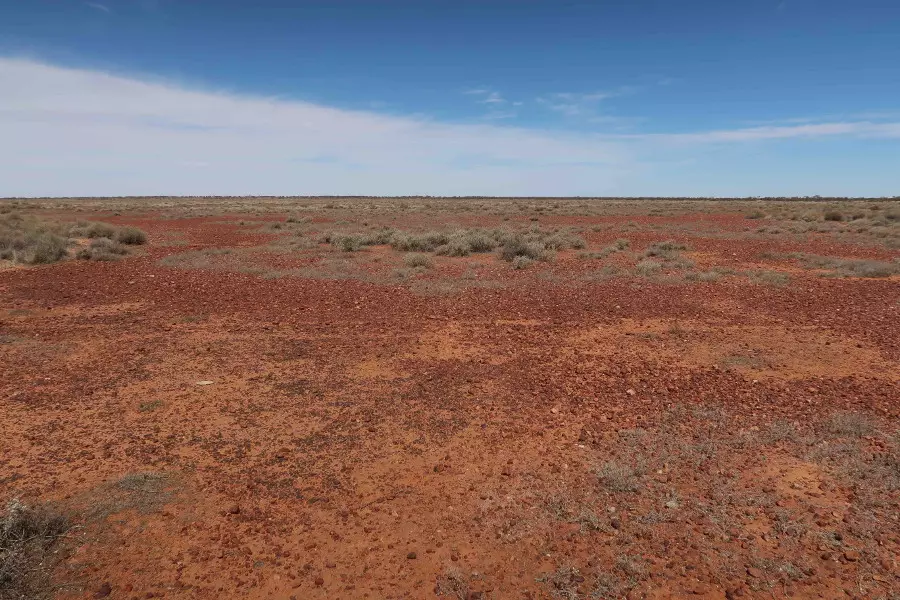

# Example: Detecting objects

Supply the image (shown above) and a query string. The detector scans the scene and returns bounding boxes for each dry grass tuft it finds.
[826,411,874,438]
[76,238,128,261]
[0,499,69,600]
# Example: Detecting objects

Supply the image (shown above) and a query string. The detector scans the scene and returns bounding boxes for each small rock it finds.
[325,561,336,569]
[407,551,417,559]
[746,567,763,579]
[610,518,621,530]
[314,576,324,586]
[550,407,559,414]
[843,550,860,562]
[94,583,112,599]
[226,503,240,515]
[626,388,636,396]
[196,380,214,386]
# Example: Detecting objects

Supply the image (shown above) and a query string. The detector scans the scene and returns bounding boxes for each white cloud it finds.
[537,90,630,121]
[464,88,508,104]
[629,121,900,144]
[85,2,111,13]
[0,58,631,196]
[2,58,898,197]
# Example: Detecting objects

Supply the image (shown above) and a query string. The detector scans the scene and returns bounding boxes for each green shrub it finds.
[823,209,843,222]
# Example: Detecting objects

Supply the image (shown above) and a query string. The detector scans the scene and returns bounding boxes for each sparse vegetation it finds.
[785,253,899,278]
[403,253,432,268]
[643,240,688,259]
[76,237,128,261]
[597,461,641,493]
[1,213,146,265]
[0,213,69,264]
[435,567,470,599]
[512,255,535,269]
[114,226,148,245]
[2,197,898,598]
[826,411,874,438]
[0,499,69,600]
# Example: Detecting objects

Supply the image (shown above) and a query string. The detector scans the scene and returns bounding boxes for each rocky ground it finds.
[1,198,898,599]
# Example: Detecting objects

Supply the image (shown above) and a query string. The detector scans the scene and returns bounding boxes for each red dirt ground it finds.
[1,199,898,600]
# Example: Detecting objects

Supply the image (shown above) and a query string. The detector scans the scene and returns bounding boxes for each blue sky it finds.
[1,0,899,196]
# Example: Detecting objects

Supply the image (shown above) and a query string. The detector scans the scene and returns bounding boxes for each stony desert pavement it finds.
[1,196,898,600]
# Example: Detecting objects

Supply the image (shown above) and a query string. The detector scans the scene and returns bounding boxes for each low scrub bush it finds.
[788,253,899,278]
[403,253,432,268]
[643,240,689,259]
[1,498,69,599]
[748,269,791,286]
[511,255,534,269]
[76,237,128,261]
[114,226,147,245]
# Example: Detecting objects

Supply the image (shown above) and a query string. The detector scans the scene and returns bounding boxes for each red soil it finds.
[1,206,898,599]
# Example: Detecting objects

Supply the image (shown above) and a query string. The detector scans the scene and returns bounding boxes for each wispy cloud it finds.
[537,88,633,121]
[465,89,507,104]
[623,121,900,144]
[85,2,111,13]
[3,58,898,197]
[0,58,630,196]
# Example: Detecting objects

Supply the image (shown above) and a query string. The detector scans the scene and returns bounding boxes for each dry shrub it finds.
[826,411,874,438]
[512,255,534,270]
[76,237,128,261]
[643,240,688,259]
[403,253,432,268]
[0,499,69,600]
[114,226,147,245]
[0,214,69,264]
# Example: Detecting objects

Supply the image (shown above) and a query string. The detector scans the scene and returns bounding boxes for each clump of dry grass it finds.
[634,258,663,276]
[512,255,535,269]
[597,461,642,493]
[76,238,128,261]
[403,253,432,268]
[113,226,147,245]
[826,411,874,438]
[435,566,470,599]
[1,214,146,265]
[580,238,630,260]
[785,253,898,278]
[0,213,69,265]
[643,240,688,259]
[541,565,584,600]
[0,499,69,600]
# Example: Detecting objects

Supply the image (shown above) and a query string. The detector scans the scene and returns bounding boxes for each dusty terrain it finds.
[1,197,898,600]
